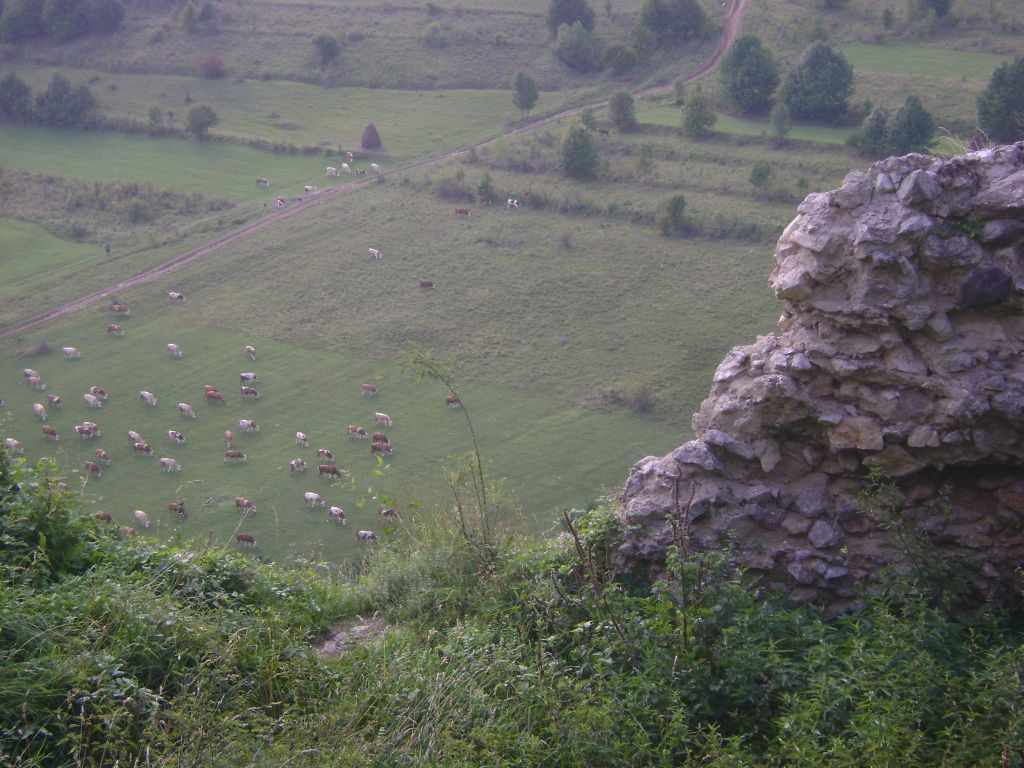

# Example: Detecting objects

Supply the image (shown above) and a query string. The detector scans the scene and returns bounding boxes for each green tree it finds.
[558,121,600,179]
[477,171,494,203]
[780,41,854,123]
[42,0,90,41]
[180,0,199,33]
[602,41,639,75]
[976,55,1024,143]
[185,103,218,140]
[770,100,792,141]
[547,0,595,36]
[0,0,44,41]
[511,71,539,119]
[147,104,164,129]
[882,7,895,28]
[608,90,636,131]
[639,0,705,45]
[361,122,382,150]
[635,143,655,176]
[579,106,597,130]
[846,107,890,155]
[554,21,600,72]
[655,193,687,234]
[0,72,32,121]
[34,73,97,128]
[749,160,774,193]
[681,85,716,138]
[719,35,779,114]
[313,34,340,67]
[886,95,935,154]
[88,0,125,33]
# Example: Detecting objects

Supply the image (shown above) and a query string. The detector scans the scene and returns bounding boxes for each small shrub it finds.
[420,21,449,48]
[196,53,225,79]
[361,122,382,150]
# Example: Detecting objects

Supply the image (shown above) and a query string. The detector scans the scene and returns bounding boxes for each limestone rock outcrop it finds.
[618,144,1024,610]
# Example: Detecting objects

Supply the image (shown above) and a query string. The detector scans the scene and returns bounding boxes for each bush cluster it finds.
[0,72,100,129]
[0,0,124,43]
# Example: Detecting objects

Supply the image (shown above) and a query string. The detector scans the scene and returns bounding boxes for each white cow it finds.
[326,166,339,176]
[341,162,351,173]
[178,402,196,418]
[240,372,257,383]
[133,510,150,528]
[370,163,381,175]
[23,368,39,379]
[245,345,257,361]
[32,403,47,420]
[159,457,181,472]
[368,247,382,260]
[238,419,260,432]
[62,347,81,359]
[83,393,102,409]
[295,431,310,447]
[304,491,325,508]
[346,151,355,163]
[4,438,23,455]
[374,412,392,427]
[140,390,158,406]
[168,292,186,302]
[168,430,186,445]
[507,198,520,209]
[167,343,182,358]
[356,530,378,542]
[329,506,347,525]
[304,185,320,195]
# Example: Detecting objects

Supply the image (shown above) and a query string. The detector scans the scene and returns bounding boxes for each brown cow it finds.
[224,450,247,463]
[110,303,129,315]
[95,448,111,464]
[596,127,610,136]
[235,497,256,512]
[107,323,125,336]
[372,432,389,445]
[95,511,113,523]
[169,499,187,518]
[240,385,260,399]
[47,394,61,407]
[454,207,470,217]
[235,533,256,546]
[370,442,393,456]
[205,390,225,404]
[83,460,102,477]
[318,464,343,479]
[42,426,59,440]
[378,507,398,519]
[361,383,378,397]
[419,279,435,289]
[445,395,462,408]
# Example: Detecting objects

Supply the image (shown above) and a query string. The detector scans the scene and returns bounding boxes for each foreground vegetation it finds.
[3,450,1023,767]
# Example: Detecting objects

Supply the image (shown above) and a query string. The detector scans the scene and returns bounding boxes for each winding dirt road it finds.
[0,0,750,340]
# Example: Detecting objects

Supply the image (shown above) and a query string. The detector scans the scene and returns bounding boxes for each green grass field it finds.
[635,105,854,144]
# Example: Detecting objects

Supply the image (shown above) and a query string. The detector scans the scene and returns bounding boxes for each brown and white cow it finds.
[316,448,335,461]
[205,390,225,404]
[168,430,186,445]
[378,507,398,519]
[454,207,470,217]
[83,460,102,477]
[95,448,111,465]
[238,419,260,432]
[32,403,47,420]
[289,458,307,473]
[4,438,24,455]
[28,376,46,391]
[445,395,462,408]
[167,292,186,302]
[42,426,60,441]
[107,323,125,336]
[224,450,247,463]
[295,432,310,447]
[169,499,187,518]
[224,429,234,447]
[95,511,113,523]
[90,386,108,401]
[329,506,346,525]
[167,343,183,358]
[318,464,342,480]
[356,530,378,542]
[370,442,393,456]
[159,457,181,472]
[110,303,130,315]
[346,425,368,439]
[139,390,157,406]
[368,247,382,260]
[245,345,257,361]
[304,491,325,508]
[47,394,61,407]
[133,441,153,455]
[240,386,260,399]
[179,403,196,418]
[361,383,378,397]
[235,497,256,513]
[374,411,392,427]
[128,430,143,445]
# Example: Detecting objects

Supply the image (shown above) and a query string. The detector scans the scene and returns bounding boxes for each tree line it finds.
[0,0,124,43]
[0,72,99,129]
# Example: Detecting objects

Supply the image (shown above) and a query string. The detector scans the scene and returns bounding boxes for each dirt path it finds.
[0,0,750,340]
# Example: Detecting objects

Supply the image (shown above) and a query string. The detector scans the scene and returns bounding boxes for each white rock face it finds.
[617,143,1024,611]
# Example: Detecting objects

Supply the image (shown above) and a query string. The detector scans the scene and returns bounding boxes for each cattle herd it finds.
[1,292,464,554]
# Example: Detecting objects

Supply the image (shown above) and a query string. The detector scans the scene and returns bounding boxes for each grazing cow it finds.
[89,386,108,401]
[179,402,196,419]
[445,394,462,408]
[370,162,381,174]
[362,383,378,397]
[596,127,609,136]
[95,448,111,464]
[205,390,225,404]
[374,412,392,427]
[84,393,102,409]
[63,347,82,359]
[32,403,47,421]
[84,460,102,477]
[28,377,46,391]
[236,533,256,546]
[128,430,143,445]
[454,207,470,217]
[304,185,320,195]
[167,292,186,302]
[47,394,62,407]
[245,345,257,361]
[371,442,393,456]
[317,448,335,461]
[240,385,260,399]
[506,198,520,209]
[329,506,347,525]
[203,385,220,394]
[121,526,137,537]
[256,177,270,187]
[318,464,342,479]
[133,441,153,455]
[295,431,310,447]
[110,304,129,315]
[140,390,158,406]
[347,425,368,439]
[289,458,307,473]
[355,168,367,177]
[82,421,99,432]
[346,151,354,163]
[4,438,24,455]
[368,247,382,260]
[224,450,247,462]
[167,343,183,358]
[235,497,256,512]
[23,368,39,379]
[160,457,182,472]
[95,511,113,523]
[224,429,234,447]
[372,432,389,445]
[238,419,260,432]
[326,166,339,176]
[169,499,187,518]
[168,430,186,445]
[107,323,125,336]
[42,426,60,441]
[341,162,351,173]
[275,197,286,208]
[304,491,325,508]
[240,372,257,384]
[133,510,150,528]
[419,279,435,289]
[356,530,378,542]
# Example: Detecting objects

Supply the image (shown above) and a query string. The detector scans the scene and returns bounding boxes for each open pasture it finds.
[0,219,103,305]
[0,308,679,565]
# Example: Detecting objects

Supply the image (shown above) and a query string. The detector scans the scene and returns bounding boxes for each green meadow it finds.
[635,104,854,144]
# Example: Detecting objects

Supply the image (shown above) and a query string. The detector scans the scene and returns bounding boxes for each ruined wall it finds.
[617,143,1024,611]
